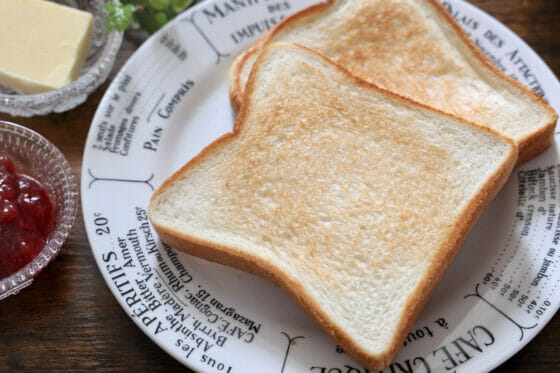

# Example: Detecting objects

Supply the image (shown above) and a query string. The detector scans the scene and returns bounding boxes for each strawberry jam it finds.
[0,155,55,278]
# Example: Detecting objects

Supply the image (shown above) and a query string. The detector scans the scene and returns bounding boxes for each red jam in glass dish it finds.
[0,155,56,279]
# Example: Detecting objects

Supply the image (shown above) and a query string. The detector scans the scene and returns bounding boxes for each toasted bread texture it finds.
[150,42,517,370]
[229,0,557,164]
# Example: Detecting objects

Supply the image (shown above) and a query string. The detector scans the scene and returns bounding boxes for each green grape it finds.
[134,9,153,33]
[171,0,193,13]
[149,0,170,11]
[153,11,168,30]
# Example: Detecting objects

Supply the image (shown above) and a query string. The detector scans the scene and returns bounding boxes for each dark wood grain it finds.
[0,1,558,372]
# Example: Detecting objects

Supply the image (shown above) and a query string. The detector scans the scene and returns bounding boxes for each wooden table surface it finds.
[0,1,558,371]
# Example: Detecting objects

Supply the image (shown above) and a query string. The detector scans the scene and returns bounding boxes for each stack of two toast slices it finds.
[149,0,557,370]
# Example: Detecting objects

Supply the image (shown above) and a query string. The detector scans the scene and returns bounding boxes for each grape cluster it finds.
[105,0,195,34]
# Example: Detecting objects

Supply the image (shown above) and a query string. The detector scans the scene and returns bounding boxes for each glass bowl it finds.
[0,121,78,299]
[0,0,123,117]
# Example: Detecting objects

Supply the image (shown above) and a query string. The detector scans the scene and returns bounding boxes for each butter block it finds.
[0,0,94,94]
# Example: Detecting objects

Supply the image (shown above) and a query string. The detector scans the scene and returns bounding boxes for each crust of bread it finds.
[424,0,556,163]
[152,42,517,370]
[228,0,333,111]
[228,0,556,164]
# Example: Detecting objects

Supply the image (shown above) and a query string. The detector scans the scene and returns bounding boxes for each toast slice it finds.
[229,0,557,164]
[149,42,517,370]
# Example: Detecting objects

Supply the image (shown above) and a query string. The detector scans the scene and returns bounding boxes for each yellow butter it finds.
[0,0,94,94]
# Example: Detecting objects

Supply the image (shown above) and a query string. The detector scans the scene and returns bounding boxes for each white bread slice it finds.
[150,42,517,370]
[229,0,557,164]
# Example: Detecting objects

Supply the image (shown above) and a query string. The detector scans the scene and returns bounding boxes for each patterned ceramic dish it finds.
[81,0,560,371]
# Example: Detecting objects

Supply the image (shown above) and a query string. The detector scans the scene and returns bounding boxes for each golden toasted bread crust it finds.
[152,42,518,370]
[229,0,556,164]
[424,0,557,164]
[229,0,334,111]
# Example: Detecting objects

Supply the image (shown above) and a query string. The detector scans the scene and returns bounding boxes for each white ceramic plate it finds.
[82,1,560,371]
